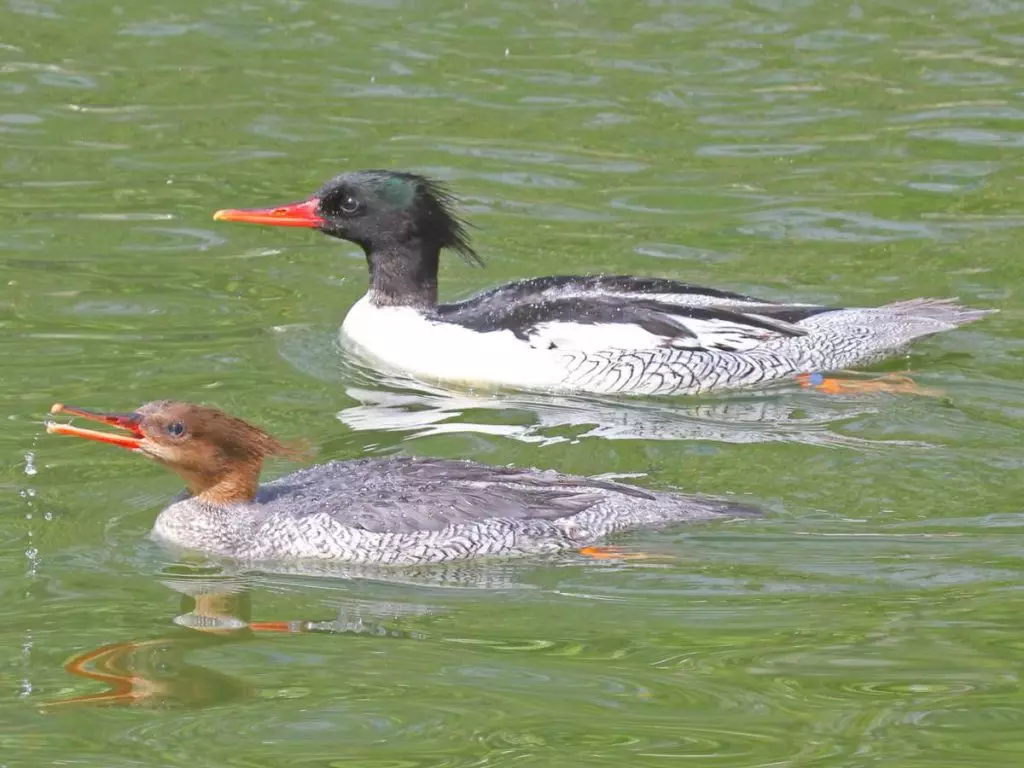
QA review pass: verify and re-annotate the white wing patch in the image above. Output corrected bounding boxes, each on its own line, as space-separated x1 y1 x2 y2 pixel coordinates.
661 316 780 352
527 316 786 353
527 322 666 352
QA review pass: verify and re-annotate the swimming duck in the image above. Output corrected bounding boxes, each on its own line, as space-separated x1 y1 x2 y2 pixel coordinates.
46 401 752 564
212 170 992 395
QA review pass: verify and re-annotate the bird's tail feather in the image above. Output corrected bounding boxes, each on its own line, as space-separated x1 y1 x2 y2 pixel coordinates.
878 298 996 329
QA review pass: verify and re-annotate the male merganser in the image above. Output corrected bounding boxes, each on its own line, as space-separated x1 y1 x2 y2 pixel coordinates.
45 401 753 564
212 170 993 396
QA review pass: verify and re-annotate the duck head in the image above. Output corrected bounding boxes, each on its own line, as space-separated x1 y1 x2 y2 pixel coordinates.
47 401 294 505
213 170 481 307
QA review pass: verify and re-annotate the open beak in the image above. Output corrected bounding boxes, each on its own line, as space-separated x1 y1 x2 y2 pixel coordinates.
46 403 145 450
212 197 324 228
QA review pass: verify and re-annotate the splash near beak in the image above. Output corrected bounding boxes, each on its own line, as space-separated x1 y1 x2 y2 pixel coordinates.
212 197 324 228
46 403 145 450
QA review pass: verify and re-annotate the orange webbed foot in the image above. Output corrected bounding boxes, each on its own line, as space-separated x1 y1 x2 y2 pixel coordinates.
797 372 943 397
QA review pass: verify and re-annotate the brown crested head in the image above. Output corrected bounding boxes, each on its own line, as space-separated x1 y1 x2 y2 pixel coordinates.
47 401 299 505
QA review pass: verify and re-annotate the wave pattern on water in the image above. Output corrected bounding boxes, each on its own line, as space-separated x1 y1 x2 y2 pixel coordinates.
0 0 1022 766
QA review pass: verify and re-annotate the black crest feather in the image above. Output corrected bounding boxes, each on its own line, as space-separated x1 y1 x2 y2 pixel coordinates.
412 174 484 268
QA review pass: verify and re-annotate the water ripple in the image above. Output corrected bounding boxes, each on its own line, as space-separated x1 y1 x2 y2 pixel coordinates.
1 0 1022 766
739 207 947 242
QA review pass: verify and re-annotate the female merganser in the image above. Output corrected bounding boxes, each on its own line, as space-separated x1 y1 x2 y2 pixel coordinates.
45 401 753 565
212 170 993 396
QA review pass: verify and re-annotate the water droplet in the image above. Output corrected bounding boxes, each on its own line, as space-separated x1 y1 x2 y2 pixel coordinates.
24 547 39 577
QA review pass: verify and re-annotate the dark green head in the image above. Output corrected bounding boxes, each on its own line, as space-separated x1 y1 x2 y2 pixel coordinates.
214 169 481 266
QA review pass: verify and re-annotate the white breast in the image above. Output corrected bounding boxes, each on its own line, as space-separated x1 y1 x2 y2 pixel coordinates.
340 295 566 389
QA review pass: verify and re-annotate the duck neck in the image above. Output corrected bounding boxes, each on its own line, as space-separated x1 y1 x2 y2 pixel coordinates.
365 239 440 309
176 463 262 506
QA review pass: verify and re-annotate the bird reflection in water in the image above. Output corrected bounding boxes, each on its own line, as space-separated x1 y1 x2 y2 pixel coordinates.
335 374 937 449
43 561 529 710
42 569 439 711
44 592 257 710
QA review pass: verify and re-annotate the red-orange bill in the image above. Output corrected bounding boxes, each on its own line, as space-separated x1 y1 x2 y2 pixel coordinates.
212 197 323 228
46 403 144 450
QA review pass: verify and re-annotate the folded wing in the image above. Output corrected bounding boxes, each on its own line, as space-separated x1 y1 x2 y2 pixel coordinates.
436 277 835 353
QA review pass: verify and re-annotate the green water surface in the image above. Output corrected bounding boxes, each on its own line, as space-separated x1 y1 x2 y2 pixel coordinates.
1 0 1022 765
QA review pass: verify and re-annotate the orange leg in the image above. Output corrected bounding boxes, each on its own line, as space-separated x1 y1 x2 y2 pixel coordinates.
797 371 943 397
578 546 660 561
248 621 308 633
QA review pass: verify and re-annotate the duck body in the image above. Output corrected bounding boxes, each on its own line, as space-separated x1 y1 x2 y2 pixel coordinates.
46 402 752 566
212 171 993 397
151 456 747 565
340 273 990 396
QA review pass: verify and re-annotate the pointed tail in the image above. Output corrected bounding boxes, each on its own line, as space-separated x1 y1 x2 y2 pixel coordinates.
878 298 996 330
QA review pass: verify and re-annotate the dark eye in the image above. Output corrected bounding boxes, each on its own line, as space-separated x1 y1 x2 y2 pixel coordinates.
166 421 187 438
339 196 359 214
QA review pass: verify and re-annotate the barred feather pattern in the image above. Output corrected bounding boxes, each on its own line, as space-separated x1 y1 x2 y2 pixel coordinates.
150 457 753 565
556 299 993 396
